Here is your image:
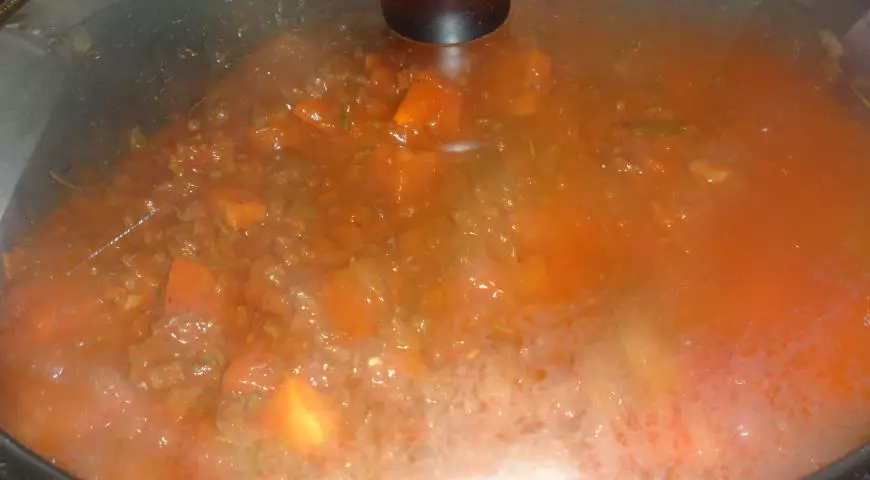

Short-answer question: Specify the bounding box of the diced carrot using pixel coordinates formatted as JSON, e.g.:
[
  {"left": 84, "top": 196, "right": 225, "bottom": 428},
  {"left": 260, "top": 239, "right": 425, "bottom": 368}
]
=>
[
  {"left": 261, "top": 377, "right": 337, "bottom": 452},
  {"left": 319, "top": 263, "right": 389, "bottom": 339},
  {"left": 369, "top": 145, "right": 440, "bottom": 206},
  {"left": 208, "top": 188, "right": 267, "bottom": 232},
  {"left": 247, "top": 113, "right": 310, "bottom": 153},
  {"left": 244, "top": 255, "right": 293, "bottom": 316},
  {"left": 221, "top": 351, "right": 285, "bottom": 397},
  {"left": 164, "top": 258, "right": 225, "bottom": 319},
  {"left": 293, "top": 98, "right": 341, "bottom": 133},
  {"left": 393, "top": 76, "right": 461, "bottom": 136}
]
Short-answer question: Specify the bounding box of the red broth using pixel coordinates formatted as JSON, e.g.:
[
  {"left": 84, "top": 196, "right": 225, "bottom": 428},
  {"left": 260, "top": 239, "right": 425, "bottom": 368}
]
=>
[{"left": 2, "top": 3, "right": 870, "bottom": 479}]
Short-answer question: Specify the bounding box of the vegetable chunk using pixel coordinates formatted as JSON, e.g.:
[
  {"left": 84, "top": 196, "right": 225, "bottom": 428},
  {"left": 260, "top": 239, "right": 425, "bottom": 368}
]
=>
[
  {"left": 393, "top": 76, "right": 462, "bottom": 137},
  {"left": 208, "top": 188, "right": 267, "bottom": 232},
  {"left": 165, "top": 258, "right": 227, "bottom": 319},
  {"left": 262, "top": 377, "right": 337, "bottom": 452}
]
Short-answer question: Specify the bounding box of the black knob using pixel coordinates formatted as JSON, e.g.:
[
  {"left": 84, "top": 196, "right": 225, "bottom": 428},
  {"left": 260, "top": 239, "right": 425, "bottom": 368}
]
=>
[{"left": 381, "top": 0, "right": 510, "bottom": 45}]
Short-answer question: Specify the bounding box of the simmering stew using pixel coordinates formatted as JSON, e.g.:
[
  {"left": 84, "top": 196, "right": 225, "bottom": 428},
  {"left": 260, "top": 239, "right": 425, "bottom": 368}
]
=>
[{"left": 2, "top": 4, "right": 870, "bottom": 479}]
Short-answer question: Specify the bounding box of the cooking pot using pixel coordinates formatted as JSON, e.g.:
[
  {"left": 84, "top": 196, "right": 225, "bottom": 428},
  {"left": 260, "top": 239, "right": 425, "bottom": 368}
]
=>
[{"left": 1, "top": 0, "right": 870, "bottom": 478}]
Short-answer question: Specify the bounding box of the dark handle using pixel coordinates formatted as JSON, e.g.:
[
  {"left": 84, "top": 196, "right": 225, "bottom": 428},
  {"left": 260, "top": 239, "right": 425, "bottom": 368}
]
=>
[
  {"left": 381, "top": 0, "right": 510, "bottom": 45},
  {"left": 0, "top": 0, "right": 28, "bottom": 24}
]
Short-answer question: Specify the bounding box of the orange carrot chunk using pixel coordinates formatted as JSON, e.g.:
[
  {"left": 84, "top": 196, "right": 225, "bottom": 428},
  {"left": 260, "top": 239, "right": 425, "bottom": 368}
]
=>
[
  {"left": 164, "top": 258, "right": 224, "bottom": 319},
  {"left": 319, "top": 263, "right": 389, "bottom": 339},
  {"left": 262, "top": 377, "right": 337, "bottom": 452},
  {"left": 208, "top": 188, "right": 267, "bottom": 232},
  {"left": 393, "top": 76, "right": 461, "bottom": 136}
]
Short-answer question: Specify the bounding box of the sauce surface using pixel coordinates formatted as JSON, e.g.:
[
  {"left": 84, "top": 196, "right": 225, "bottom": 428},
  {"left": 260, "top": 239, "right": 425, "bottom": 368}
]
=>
[{"left": 3, "top": 3, "right": 870, "bottom": 479}]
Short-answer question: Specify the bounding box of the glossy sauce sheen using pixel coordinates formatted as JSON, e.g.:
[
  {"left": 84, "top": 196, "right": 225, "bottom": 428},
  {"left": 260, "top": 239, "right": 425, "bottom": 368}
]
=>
[{"left": 3, "top": 4, "right": 870, "bottom": 479}]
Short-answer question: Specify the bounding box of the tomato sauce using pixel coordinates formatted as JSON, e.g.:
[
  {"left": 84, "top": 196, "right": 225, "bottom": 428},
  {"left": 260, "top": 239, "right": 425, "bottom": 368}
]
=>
[{"left": 2, "top": 3, "right": 870, "bottom": 479}]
